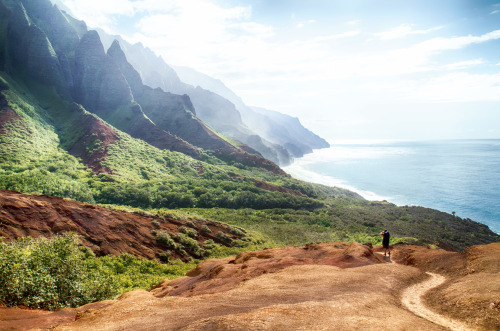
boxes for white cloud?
[347,30,500,77]
[491,3,500,14]
[296,19,317,29]
[313,30,361,42]
[346,19,361,26]
[441,60,484,71]
[392,72,500,103]
[375,24,443,40]
[415,30,500,53]
[57,0,135,31]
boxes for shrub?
[201,225,212,234]
[215,231,233,245]
[186,228,198,238]
[0,233,118,309]
[203,239,216,250]
[233,240,249,248]
[156,231,176,248]
[172,233,203,257]
[151,220,161,229]
[227,226,245,237]
[186,221,196,228]
[159,251,170,263]
[94,253,197,293]
[179,226,197,238]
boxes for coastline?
[283,140,500,235]
[283,160,390,202]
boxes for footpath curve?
[400,272,472,331]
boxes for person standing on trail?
[380,229,390,256]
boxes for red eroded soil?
[0,108,25,135]
[0,190,243,260]
[152,242,383,297]
[67,103,119,174]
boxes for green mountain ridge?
[97,30,329,166]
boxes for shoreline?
[283,162,391,202]
[284,142,500,235]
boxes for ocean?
[283,139,500,234]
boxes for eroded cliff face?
[0,190,244,261]
[107,40,144,98]
[73,30,107,111]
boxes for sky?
[54,0,500,142]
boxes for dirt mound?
[151,242,382,297]
[389,244,466,275]
[0,190,243,260]
[0,301,113,331]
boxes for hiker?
[380,229,390,256]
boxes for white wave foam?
[283,162,391,202]
[297,144,412,167]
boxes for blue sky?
[55,0,500,141]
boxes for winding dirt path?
[401,272,472,331]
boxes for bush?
[156,231,176,248]
[201,225,212,234]
[186,221,196,228]
[0,233,118,309]
[215,231,233,245]
[203,239,216,250]
[172,233,204,257]
[227,226,245,237]
[179,226,197,238]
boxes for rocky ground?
[1,241,498,330]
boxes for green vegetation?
[0,233,115,309]
[0,73,328,212]
[0,233,197,309]
[91,253,196,294]
[182,206,497,251]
